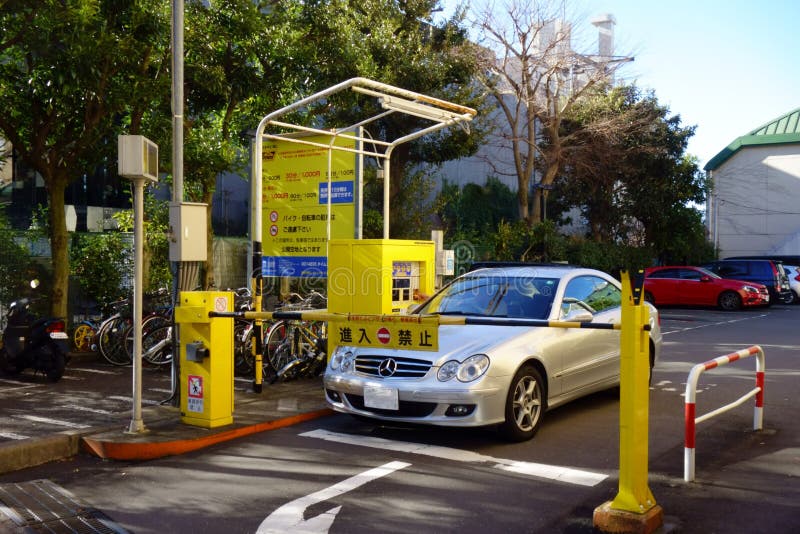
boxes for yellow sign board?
[329,315,439,351]
[262,133,357,277]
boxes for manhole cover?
[0,479,128,533]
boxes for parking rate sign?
[262,134,357,277]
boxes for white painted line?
[257,461,410,534]
[13,415,90,429]
[0,431,30,440]
[301,429,607,487]
[69,368,119,375]
[60,405,115,415]
[108,396,161,406]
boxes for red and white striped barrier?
[684,345,765,482]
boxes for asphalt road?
[1,303,799,533]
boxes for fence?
[684,345,765,482]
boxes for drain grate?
[0,479,129,533]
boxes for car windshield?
[416,275,558,319]
[695,267,721,279]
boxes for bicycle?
[263,290,328,382]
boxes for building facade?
[705,108,800,257]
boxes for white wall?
[709,144,800,257]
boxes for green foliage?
[0,211,37,308]
[69,232,131,308]
[436,178,518,240]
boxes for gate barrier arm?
[684,345,765,482]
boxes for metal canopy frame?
[250,77,476,253]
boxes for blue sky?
[443,0,800,168]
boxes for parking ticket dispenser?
[328,239,435,314]
[174,291,234,428]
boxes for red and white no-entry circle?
[270,225,278,236]
[270,210,279,222]
[376,327,391,345]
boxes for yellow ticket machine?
[327,239,436,314]
[174,291,234,428]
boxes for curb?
[81,408,334,461]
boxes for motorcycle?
[0,281,70,382]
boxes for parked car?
[781,265,800,304]
[324,264,662,442]
[702,259,792,305]
[644,266,769,310]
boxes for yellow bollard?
[594,270,663,533]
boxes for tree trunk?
[47,179,69,318]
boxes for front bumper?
[323,373,506,427]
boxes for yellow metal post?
[594,270,662,533]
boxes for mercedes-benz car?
[323,264,662,442]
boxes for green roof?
[704,107,800,171]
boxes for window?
[562,275,621,315]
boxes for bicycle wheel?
[141,324,173,366]
[72,321,97,352]
[265,320,293,373]
[233,320,254,376]
[125,314,172,361]
[98,315,132,366]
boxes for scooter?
[0,281,70,382]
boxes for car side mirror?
[700,276,712,282]
[563,309,593,322]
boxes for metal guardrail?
[683,345,765,482]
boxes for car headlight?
[330,347,354,372]
[437,354,490,383]
[742,285,759,293]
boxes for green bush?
[70,232,131,308]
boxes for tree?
[557,84,710,263]
[0,0,170,317]
[470,0,631,225]
[296,0,487,237]
[180,0,306,288]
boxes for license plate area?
[49,332,69,340]
[363,384,399,410]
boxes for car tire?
[718,291,742,311]
[644,291,655,305]
[499,364,545,442]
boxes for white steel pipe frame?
[684,345,765,482]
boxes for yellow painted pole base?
[593,501,663,534]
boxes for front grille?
[345,394,437,417]
[355,355,432,378]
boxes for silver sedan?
[323,265,662,441]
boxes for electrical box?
[175,291,234,428]
[437,249,455,276]
[328,239,435,314]
[118,135,159,182]
[169,202,208,262]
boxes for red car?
[644,266,769,310]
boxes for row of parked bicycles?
[71,288,328,382]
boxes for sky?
[441,0,800,168]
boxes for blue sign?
[318,181,354,204]
[263,256,327,278]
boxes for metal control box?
[327,239,435,315]
[175,291,234,428]
[169,202,208,262]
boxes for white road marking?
[13,415,90,429]
[257,461,410,534]
[107,395,161,406]
[60,405,114,415]
[0,431,30,440]
[301,429,607,487]
[69,367,119,375]
[662,314,768,335]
